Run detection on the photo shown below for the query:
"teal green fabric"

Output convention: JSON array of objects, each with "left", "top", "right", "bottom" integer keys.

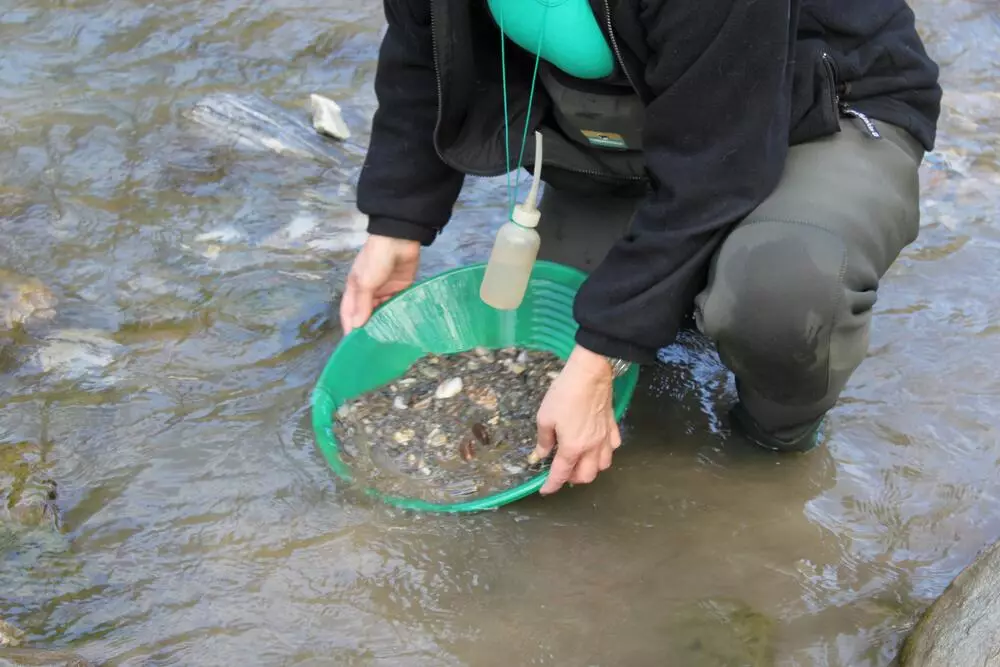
[{"left": 486, "top": 0, "right": 615, "bottom": 80}]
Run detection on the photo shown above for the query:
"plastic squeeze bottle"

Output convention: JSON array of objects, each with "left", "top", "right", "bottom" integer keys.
[{"left": 480, "top": 130, "right": 545, "bottom": 310}]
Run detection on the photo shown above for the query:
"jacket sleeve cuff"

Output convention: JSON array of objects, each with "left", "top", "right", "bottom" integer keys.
[
  {"left": 575, "top": 327, "right": 658, "bottom": 365},
  {"left": 366, "top": 215, "right": 440, "bottom": 247}
]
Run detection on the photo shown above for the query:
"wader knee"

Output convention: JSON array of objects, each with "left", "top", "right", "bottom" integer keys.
[{"left": 697, "top": 220, "right": 874, "bottom": 452}]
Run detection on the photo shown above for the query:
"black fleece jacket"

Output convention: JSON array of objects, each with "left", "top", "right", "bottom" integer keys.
[{"left": 356, "top": 0, "right": 941, "bottom": 364}]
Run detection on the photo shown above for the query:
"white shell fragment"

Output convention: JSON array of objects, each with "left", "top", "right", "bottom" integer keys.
[
  {"left": 434, "top": 377, "right": 463, "bottom": 399},
  {"left": 310, "top": 93, "right": 351, "bottom": 140}
]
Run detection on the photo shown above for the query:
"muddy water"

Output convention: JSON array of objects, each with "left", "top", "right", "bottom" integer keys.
[{"left": 0, "top": 0, "right": 997, "bottom": 664}]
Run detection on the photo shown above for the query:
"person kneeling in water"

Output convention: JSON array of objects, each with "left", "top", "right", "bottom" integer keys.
[{"left": 339, "top": 0, "right": 942, "bottom": 495}]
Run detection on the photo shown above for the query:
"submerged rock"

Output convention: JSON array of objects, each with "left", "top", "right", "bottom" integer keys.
[
  {"left": 0, "top": 619, "right": 24, "bottom": 648},
  {"left": 0, "top": 647, "right": 94, "bottom": 666},
  {"left": 31, "top": 329, "right": 122, "bottom": 385},
  {"left": 897, "top": 540, "right": 1000, "bottom": 667},
  {"left": 0, "top": 270, "right": 56, "bottom": 332},
  {"left": 664, "top": 597, "right": 776, "bottom": 667},
  {"left": 1, "top": 441, "right": 60, "bottom": 535},
  {"left": 1, "top": 617, "right": 90, "bottom": 666},
  {"left": 186, "top": 92, "right": 355, "bottom": 164}
]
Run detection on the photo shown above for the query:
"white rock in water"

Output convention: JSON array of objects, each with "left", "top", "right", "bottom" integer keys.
[
  {"left": 0, "top": 617, "right": 25, "bottom": 647},
  {"left": 434, "top": 377, "right": 463, "bottom": 399},
  {"left": 194, "top": 226, "right": 245, "bottom": 244},
  {"left": 34, "top": 328, "right": 122, "bottom": 384},
  {"left": 310, "top": 94, "right": 351, "bottom": 140}
]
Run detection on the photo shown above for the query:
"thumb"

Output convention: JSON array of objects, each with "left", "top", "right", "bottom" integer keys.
[{"left": 529, "top": 415, "right": 556, "bottom": 465}]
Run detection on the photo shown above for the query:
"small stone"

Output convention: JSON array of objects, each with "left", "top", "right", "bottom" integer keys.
[
  {"left": 503, "top": 462, "right": 526, "bottom": 475},
  {"left": 459, "top": 437, "right": 475, "bottom": 462},
  {"left": 508, "top": 363, "right": 526, "bottom": 375},
  {"left": 392, "top": 395, "right": 408, "bottom": 410},
  {"left": 434, "top": 377, "right": 463, "bottom": 399},
  {"left": 310, "top": 93, "right": 351, "bottom": 140},
  {"left": 336, "top": 404, "right": 351, "bottom": 419},
  {"left": 468, "top": 386, "right": 499, "bottom": 411},
  {"left": 393, "top": 429, "right": 415, "bottom": 444},
  {"left": 546, "top": 371, "right": 560, "bottom": 381},
  {"left": 471, "top": 423, "right": 490, "bottom": 446},
  {"left": 427, "top": 428, "right": 448, "bottom": 448},
  {"left": 398, "top": 378, "right": 417, "bottom": 387},
  {"left": 412, "top": 396, "right": 432, "bottom": 410},
  {"left": 516, "top": 350, "right": 529, "bottom": 364}
]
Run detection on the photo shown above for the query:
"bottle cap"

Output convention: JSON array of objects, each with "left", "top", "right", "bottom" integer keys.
[{"left": 512, "top": 202, "right": 541, "bottom": 228}]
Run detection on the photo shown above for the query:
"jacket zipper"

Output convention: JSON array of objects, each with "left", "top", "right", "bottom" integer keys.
[
  {"left": 428, "top": 1, "right": 643, "bottom": 181},
  {"left": 601, "top": 0, "right": 641, "bottom": 99},
  {"left": 822, "top": 52, "right": 881, "bottom": 139}
]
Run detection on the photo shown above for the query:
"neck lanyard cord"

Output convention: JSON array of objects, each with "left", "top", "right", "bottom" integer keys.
[{"left": 499, "top": 4, "right": 548, "bottom": 221}]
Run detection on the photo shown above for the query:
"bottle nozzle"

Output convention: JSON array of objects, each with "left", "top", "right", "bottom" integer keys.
[{"left": 512, "top": 131, "right": 543, "bottom": 228}]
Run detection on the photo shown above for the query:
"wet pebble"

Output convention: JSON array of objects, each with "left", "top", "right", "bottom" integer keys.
[
  {"left": 393, "top": 429, "right": 415, "bottom": 444},
  {"left": 434, "top": 377, "right": 463, "bottom": 399}
]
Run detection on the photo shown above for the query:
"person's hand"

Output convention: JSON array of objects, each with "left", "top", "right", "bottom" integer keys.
[
  {"left": 339, "top": 234, "right": 421, "bottom": 334},
  {"left": 530, "top": 345, "right": 622, "bottom": 495}
]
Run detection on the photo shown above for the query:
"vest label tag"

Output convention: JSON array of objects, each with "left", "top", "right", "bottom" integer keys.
[{"left": 581, "top": 129, "right": 628, "bottom": 149}]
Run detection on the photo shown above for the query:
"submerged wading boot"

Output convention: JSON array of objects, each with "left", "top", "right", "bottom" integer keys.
[{"left": 729, "top": 403, "right": 824, "bottom": 454}]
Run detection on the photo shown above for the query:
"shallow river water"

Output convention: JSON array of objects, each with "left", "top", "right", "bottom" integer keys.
[{"left": 1, "top": 0, "right": 998, "bottom": 665}]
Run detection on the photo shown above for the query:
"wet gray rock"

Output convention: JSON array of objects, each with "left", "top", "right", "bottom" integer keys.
[{"left": 897, "top": 539, "right": 1000, "bottom": 667}]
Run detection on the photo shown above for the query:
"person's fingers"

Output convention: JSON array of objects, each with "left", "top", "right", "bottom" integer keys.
[
  {"left": 598, "top": 444, "right": 613, "bottom": 471},
  {"left": 344, "top": 275, "right": 375, "bottom": 332},
  {"left": 339, "top": 276, "right": 359, "bottom": 334},
  {"left": 540, "top": 447, "right": 578, "bottom": 495},
  {"left": 610, "top": 420, "right": 623, "bottom": 450},
  {"left": 569, "top": 450, "right": 600, "bottom": 484},
  {"left": 529, "top": 413, "right": 557, "bottom": 465}
]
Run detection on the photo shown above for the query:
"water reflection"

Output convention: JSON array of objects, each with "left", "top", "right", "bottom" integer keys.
[{"left": 0, "top": 0, "right": 998, "bottom": 665}]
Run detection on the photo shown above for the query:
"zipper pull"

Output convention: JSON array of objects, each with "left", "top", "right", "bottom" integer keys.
[{"left": 839, "top": 104, "right": 882, "bottom": 139}]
